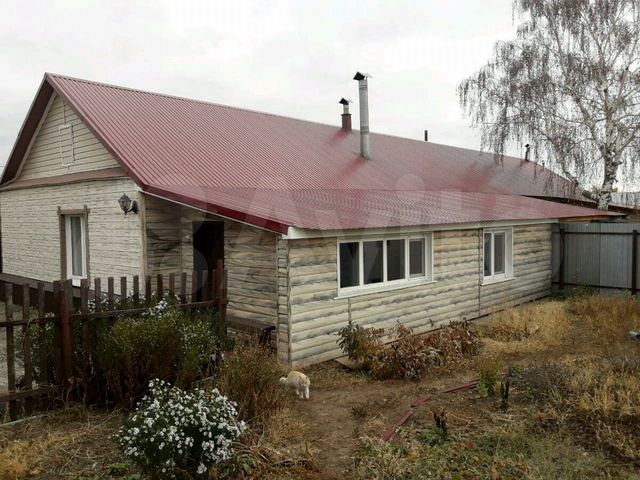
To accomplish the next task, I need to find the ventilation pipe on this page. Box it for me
[424,130,429,142]
[353,72,371,159]
[339,98,352,132]
[524,144,531,161]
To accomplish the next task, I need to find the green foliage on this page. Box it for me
[477,356,503,397]
[420,427,448,447]
[15,313,57,384]
[218,339,286,424]
[107,462,131,476]
[337,320,383,364]
[351,428,614,480]
[96,306,224,404]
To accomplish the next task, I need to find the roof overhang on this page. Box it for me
[142,187,290,234]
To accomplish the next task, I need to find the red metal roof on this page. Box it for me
[2,74,614,233]
[148,186,613,232]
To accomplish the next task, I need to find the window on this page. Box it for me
[483,228,513,283]
[65,215,87,284]
[339,242,359,288]
[409,239,425,277]
[338,234,433,295]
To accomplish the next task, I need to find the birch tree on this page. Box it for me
[458,0,640,209]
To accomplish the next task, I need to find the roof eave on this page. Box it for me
[0,75,54,186]
[143,186,290,235]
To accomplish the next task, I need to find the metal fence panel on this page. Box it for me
[552,223,639,293]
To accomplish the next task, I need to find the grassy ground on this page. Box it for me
[1,293,639,479]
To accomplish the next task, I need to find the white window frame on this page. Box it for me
[65,215,87,286]
[337,233,434,297]
[482,227,513,284]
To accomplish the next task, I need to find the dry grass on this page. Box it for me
[3,294,640,479]
[481,300,573,357]
[0,406,130,480]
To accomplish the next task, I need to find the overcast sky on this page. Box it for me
[0,0,521,168]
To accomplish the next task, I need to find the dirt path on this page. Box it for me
[286,363,478,478]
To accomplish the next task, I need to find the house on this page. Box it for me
[0,73,616,366]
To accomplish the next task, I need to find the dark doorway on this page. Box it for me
[192,221,224,300]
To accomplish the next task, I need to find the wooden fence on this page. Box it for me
[0,261,227,421]
[552,223,640,294]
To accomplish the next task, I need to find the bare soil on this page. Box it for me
[282,362,480,478]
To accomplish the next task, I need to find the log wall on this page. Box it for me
[285,224,552,366]
[143,195,279,326]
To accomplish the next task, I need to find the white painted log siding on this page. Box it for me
[0,178,143,281]
[18,94,119,180]
[143,195,279,326]
[286,225,552,367]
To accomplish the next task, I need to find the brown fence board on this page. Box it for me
[21,284,33,413]
[5,284,17,420]
[1,268,229,421]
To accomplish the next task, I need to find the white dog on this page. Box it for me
[279,371,311,400]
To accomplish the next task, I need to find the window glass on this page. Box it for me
[494,232,505,274]
[69,216,84,277]
[339,242,359,288]
[386,239,405,281]
[363,241,383,284]
[409,239,425,277]
[483,233,492,277]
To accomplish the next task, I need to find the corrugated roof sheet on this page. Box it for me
[2,73,615,233]
[148,186,613,232]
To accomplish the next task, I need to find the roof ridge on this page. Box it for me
[44,72,536,166]
[45,72,364,133]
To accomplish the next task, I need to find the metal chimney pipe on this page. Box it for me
[524,144,531,161]
[424,130,429,142]
[339,98,352,132]
[353,72,371,159]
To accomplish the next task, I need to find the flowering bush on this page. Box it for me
[116,379,245,479]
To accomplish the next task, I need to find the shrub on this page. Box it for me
[369,324,439,380]
[97,306,223,403]
[115,379,245,479]
[337,320,383,364]
[476,356,503,397]
[15,313,57,384]
[217,339,285,424]
[369,322,480,380]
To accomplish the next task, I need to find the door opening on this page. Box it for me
[192,221,224,300]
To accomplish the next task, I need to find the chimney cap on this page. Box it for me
[339,97,352,105]
[353,71,371,81]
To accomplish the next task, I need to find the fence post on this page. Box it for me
[559,228,566,291]
[5,284,18,420]
[633,230,638,297]
[22,284,33,414]
[215,259,228,334]
[58,280,74,399]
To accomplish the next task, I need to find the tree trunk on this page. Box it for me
[596,155,618,210]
